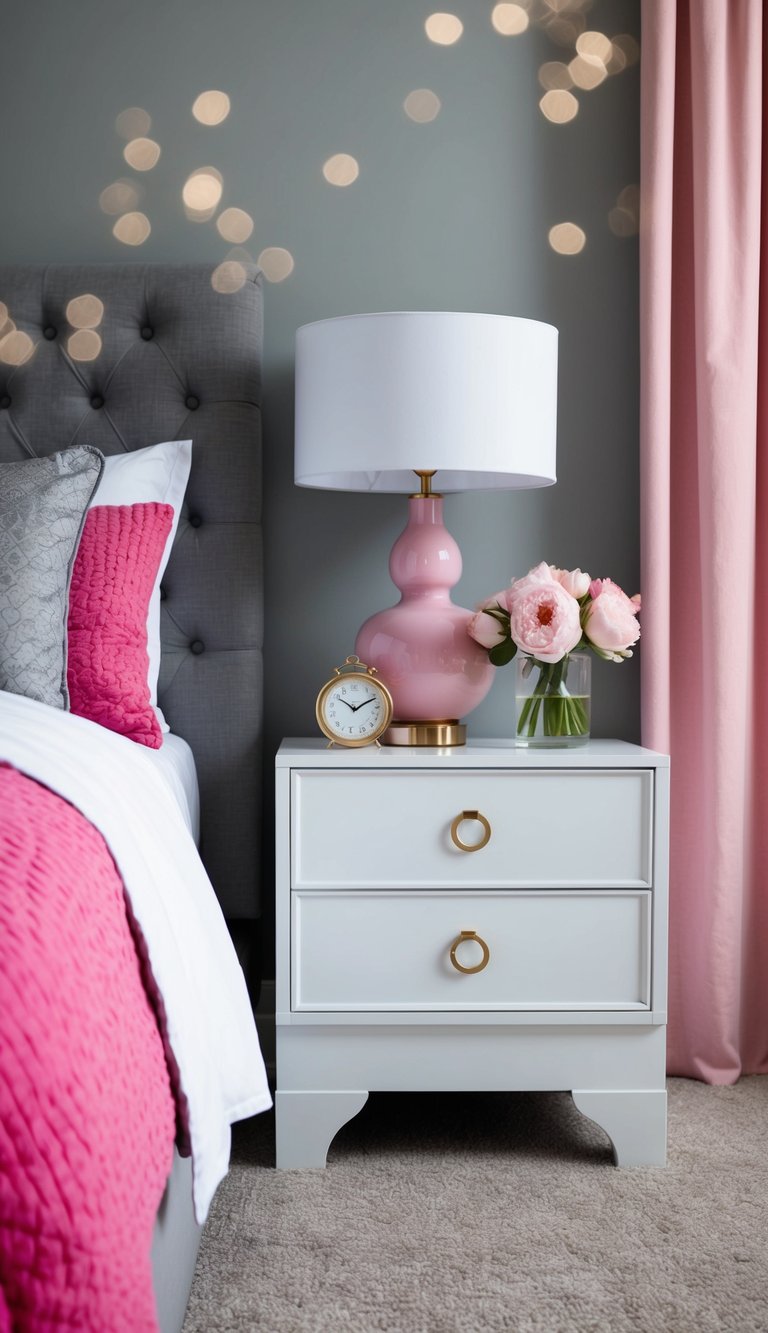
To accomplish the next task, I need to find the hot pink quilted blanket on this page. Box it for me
[0,764,176,1331]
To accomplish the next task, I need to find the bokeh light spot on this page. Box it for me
[192,90,231,125]
[216,207,254,243]
[182,167,224,217]
[257,247,295,283]
[425,13,463,44]
[549,222,586,255]
[67,330,102,362]
[538,61,572,91]
[113,212,151,246]
[576,31,613,64]
[0,330,35,366]
[569,55,607,90]
[66,295,104,329]
[99,179,142,215]
[539,13,584,47]
[123,138,162,171]
[322,154,360,187]
[225,246,255,265]
[115,107,151,140]
[539,89,579,123]
[403,89,442,122]
[609,184,640,237]
[609,208,637,237]
[211,261,248,294]
[491,4,529,35]
[612,34,640,67]
[618,184,640,215]
[605,43,628,76]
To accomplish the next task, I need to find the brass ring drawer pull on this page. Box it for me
[450,810,491,852]
[449,929,491,975]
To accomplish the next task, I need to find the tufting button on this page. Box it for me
[91,395,104,409]
[141,326,153,340]
[0,395,10,409]
[43,326,57,340]
[185,395,199,411]
[189,513,202,528]
[190,640,205,655]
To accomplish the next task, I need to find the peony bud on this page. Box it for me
[468,609,507,649]
[551,566,591,599]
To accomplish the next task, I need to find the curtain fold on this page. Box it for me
[640,0,768,1080]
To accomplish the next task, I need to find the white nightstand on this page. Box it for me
[275,739,669,1169]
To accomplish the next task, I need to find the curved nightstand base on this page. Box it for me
[275,1090,369,1169]
[572,1089,667,1166]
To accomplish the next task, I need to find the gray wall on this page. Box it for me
[1,0,640,929]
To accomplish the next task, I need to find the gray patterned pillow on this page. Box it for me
[0,446,104,708]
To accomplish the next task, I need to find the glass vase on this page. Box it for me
[514,651,591,748]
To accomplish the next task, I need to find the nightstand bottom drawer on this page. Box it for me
[292,890,651,1012]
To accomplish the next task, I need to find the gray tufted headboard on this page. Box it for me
[0,264,263,921]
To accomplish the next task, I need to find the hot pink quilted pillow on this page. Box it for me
[67,503,173,748]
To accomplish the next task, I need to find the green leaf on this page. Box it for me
[489,638,517,667]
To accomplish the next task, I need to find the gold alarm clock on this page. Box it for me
[315,655,394,747]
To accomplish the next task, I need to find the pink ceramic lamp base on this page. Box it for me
[355,491,495,745]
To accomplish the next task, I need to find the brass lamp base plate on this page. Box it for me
[382,720,466,747]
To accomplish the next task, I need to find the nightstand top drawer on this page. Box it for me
[291,768,653,889]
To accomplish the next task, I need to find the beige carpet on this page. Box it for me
[183,1078,768,1332]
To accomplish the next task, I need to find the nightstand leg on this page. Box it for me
[275,1090,369,1169]
[572,1089,667,1166]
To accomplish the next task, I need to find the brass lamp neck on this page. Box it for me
[411,469,442,499]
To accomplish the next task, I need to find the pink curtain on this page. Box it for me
[640,0,768,1080]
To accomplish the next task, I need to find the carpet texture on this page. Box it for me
[183,1078,768,1332]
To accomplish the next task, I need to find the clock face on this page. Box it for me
[319,675,389,743]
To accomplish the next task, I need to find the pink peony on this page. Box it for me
[585,578,641,659]
[506,562,582,664]
[550,566,591,599]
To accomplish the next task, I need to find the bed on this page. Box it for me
[0,263,267,1332]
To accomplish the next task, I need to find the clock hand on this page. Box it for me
[338,697,356,711]
[352,697,377,712]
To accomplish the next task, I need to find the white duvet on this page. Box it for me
[0,691,271,1223]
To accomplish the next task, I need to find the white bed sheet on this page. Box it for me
[150,732,200,844]
[0,692,271,1223]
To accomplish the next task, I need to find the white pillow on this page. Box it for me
[92,440,192,732]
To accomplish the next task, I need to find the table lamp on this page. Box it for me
[295,311,558,745]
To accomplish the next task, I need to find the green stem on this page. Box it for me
[517,654,589,739]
